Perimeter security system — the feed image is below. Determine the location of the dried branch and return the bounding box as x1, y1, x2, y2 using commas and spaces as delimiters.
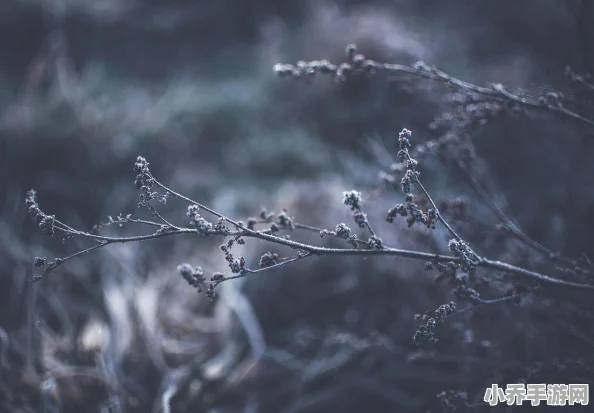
274, 44, 594, 129
27, 152, 594, 295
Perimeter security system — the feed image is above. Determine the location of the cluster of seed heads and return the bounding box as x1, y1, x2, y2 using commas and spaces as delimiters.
177, 264, 223, 301
448, 239, 479, 273
386, 129, 438, 229
245, 208, 295, 233
343, 190, 371, 229
220, 237, 247, 274
134, 156, 171, 207
26, 190, 55, 236
320, 223, 359, 247
133, 156, 153, 190
187, 204, 213, 235
259, 252, 279, 268
413, 301, 457, 345
273, 44, 379, 82
320, 222, 360, 247
366, 235, 383, 249
424, 257, 482, 306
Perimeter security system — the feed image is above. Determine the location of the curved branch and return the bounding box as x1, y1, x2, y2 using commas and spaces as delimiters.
274, 45, 594, 129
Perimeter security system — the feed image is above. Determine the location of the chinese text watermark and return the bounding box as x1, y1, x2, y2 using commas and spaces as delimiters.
484, 384, 589, 406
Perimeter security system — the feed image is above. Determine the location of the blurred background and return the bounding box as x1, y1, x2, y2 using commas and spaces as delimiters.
1, 0, 594, 412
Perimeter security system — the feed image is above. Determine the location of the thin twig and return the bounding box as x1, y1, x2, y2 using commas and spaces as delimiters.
457, 160, 592, 275
383, 63, 594, 128
222, 255, 311, 282
151, 176, 246, 230
452, 286, 541, 317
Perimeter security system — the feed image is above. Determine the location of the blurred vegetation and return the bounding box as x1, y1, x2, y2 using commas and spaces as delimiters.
1, 1, 594, 412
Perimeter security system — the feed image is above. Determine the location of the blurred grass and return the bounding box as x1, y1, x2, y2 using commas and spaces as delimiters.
1, 1, 594, 412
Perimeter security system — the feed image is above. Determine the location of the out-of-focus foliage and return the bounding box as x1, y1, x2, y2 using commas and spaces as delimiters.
2, 1, 594, 412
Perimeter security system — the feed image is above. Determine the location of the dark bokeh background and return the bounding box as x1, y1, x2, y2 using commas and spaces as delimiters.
1, 1, 594, 412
